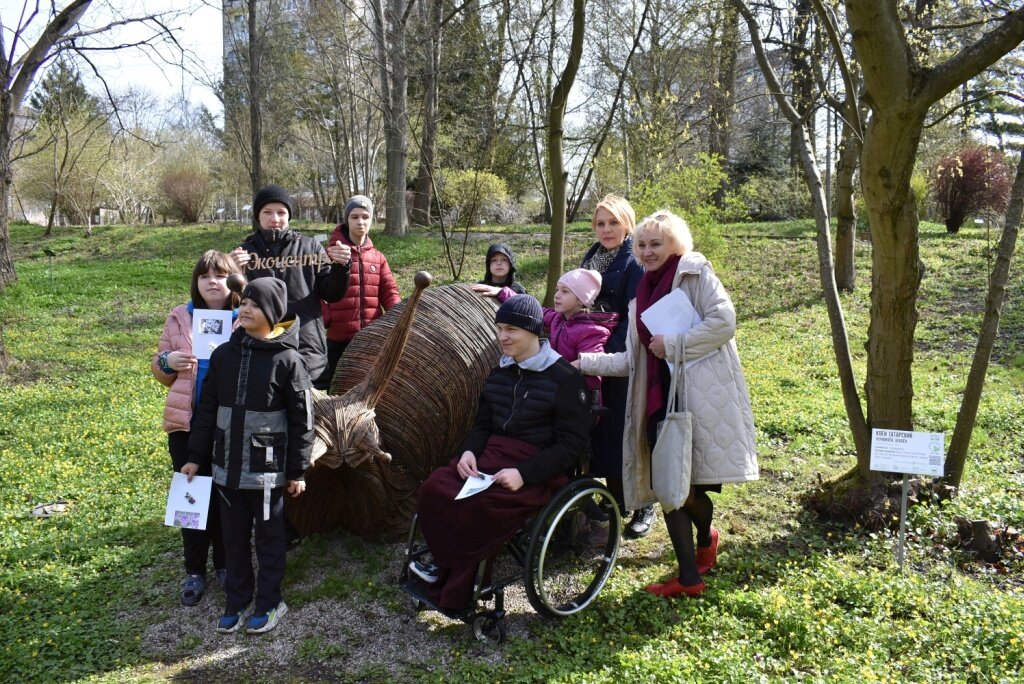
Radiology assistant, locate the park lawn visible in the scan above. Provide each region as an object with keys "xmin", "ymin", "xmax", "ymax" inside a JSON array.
[{"xmin": 0, "ymin": 219, "xmax": 1022, "ymax": 682}]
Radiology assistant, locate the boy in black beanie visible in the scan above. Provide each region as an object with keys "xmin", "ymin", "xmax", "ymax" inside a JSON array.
[
  {"xmin": 231, "ymin": 184, "xmax": 352, "ymax": 389},
  {"xmin": 183, "ymin": 277, "xmax": 313, "ymax": 635}
]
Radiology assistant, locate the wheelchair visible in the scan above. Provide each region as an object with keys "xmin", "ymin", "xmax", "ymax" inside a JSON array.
[{"xmin": 398, "ymin": 472, "xmax": 622, "ymax": 643}]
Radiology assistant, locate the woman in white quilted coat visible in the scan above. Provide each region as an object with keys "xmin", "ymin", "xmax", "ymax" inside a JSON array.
[{"xmin": 576, "ymin": 210, "xmax": 757, "ymax": 598}]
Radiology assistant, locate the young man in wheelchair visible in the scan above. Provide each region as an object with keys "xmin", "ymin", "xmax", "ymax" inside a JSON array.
[{"xmin": 410, "ymin": 295, "xmax": 591, "ymax": 613}]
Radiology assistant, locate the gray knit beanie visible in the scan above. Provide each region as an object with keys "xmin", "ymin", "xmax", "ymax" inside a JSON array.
[{"xmin": 344, "ymin": 195, "xmax": 374, "ymax": 223}]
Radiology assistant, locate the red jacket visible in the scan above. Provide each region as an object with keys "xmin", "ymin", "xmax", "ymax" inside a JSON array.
[{"xmin": 322, "ymin": 226, "xmax": 401, "ymax": 342}]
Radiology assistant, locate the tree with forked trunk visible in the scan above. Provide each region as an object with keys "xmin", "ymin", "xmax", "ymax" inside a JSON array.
[{"xmin": 735, "ymin": 0, "xmax": 1024, "ymax": 512}]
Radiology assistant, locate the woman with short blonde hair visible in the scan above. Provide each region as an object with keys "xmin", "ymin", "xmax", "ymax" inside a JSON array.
[
  {"xmin": 632, "ymin": 210, "xmax": 694, "ymax": 257},
  {"xmin": 578, "ymin": 209, "xmax": 758, "ymax": 598}
]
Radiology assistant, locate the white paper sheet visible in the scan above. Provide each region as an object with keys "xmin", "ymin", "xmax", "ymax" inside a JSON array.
[
  {"xmin": 455, "ymin": 473, "xmax": 496, "ymax": 500},
  {"xmin": 164, "ymin": 473, "xmax": 214, "ymax": 530},
  {"xmin": 639, "ymin": 288, "xmax": 702, "ymax": 336},
  {"xmin": 191, "ymin": 309, "xmax": 233, "ymax": 360},
  {"xmin": 639, "ymin": 289, "xmax": 713, "ymax": 369}
]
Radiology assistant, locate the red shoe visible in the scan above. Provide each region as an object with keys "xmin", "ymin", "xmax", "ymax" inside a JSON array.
[
  {"xmin": 643, "ymin": 577, "xmax": 706, "ymax": 598},
  {"xmin": 696, "ymin": 527, "xmax": 719, "ymax": 575}
]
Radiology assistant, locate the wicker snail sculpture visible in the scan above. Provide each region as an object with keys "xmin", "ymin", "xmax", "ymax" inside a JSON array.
[{"xmin": 285, "ymin": 271, "xmax": 502, "ymax": 539}]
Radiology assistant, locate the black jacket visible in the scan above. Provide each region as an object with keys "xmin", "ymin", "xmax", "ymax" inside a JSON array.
[
  {"xmin": 238, "ymin": 228, "xmax": 351, "ymax": 387},
  {"xmin": 581, "ymin": 235, "xmax": 642, "ymax": 354},
  {"xmin": 462, "ymin": 350, "xmax": 589, "ymax": 486},
  {"xmin": 188, "ymin": 321, "xmax": 313, "ymax": 488}
]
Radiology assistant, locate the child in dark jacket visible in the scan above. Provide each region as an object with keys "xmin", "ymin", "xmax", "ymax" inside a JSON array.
[
  {"xmin": 183, "ymin": 278, "xmax": 313, "ymax": 635},
  {"xmin": 479, "ymin": 243, "xmax": 526, "ymax": 294},
  {"xmin": 322, "ymin": 194, "xmax": 401, "ymax": 385},
  {"xmin": 473, "ymin": 268, "xmax": 618, "ymax": 400}
]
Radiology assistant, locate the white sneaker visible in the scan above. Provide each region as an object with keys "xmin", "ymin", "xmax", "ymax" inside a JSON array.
[
  {"xmin": 245, "ymin": 601, "xmax": 288, "ymax": 634},
  {"xmin": 409, "ymin": 560, "xmax": 440, "ymax": 584}
]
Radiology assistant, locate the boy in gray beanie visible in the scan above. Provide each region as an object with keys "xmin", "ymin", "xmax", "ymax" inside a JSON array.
[{"xmin": 322, "ymin": 193, "xmax": 401, "ymax": 385}]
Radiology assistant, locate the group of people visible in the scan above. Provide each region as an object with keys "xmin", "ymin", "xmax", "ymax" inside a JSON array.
[
  {"xmin": 154, "ymin": 185, "xmax": 758, "ymax": 634},
  {"xmin": 153, "ymin": 185, "xmax": 401, "ymax": 634}
]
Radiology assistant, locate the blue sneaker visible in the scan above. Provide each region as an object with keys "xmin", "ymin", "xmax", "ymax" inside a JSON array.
[
  {"xmin": 246, "ymin": 602, "xmax": 288, "ymax": 634},
  {"xmin": 217, "ymin": 608, "xmax": 247, "ymax": 634}
]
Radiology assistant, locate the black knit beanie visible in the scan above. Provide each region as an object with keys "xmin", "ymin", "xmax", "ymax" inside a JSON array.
[
  {"xmin": 242, "ymin": 278, "xmax": 288, "ymax": 327},
  {"xmin": 253, "ymin": 184, "xmax": 293, "ymax": 219},
  {"xmin": 495, "ymin": 294, "xmax": 544, "ymax": 337}
]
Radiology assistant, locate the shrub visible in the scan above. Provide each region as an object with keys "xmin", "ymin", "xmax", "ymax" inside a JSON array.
[
  {"xmin": 686, "ymin": 205, "xmax": 727, "ymax": 264},
  {"xmin": 930, "ymin": 144, "xmax": 1011, "ymax": 233},
  {"xmin": 910, "ymin": 172, "xmax": 929, "ymax": 219},
  {"xmin": 159, "ymin": 163, "xmax": 213, "ymax": 224},
  {"xmin": 436, "ymin": 169, "xmax": 510, "ymax": 225},
  {"xmin": 631, "ymin": 153, "xmax": 729, "ymax": 219},
  {"xmin": 737, "ymin": 174, "xmax": 813, "ymax": 221}
]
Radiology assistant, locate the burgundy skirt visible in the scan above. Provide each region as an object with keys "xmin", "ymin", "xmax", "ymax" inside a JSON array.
[{"xmin": 416, "ymin": 434, "xmax": 568, "ymax": 611}]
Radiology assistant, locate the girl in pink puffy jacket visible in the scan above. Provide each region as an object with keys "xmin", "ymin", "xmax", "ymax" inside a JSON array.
[
  {"xmin": 152, "ymin": 250, "xmax": 241, "ymax": 608},
  {"xmin": 473, "ymin": 268, "xmax": 619, "ymax": 402}
]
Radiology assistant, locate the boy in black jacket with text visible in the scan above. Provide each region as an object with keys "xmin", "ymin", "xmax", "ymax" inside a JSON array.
[{"xmin": 183, "ymin": 278, "xmax": 312, "ymax": 635}]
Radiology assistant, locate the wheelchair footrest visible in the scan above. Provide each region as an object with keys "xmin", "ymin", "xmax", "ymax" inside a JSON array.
[{"xmin": 399, "ymin": 576, "xmax": 476, "ymax": 622}]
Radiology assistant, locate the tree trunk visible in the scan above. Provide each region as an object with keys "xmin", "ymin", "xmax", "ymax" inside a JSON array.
[
  {"xmin": 708, "ymin": 3, "xmax": 739, "ymax": 207},
  {"xmin": 833, "ymin": 117, "xmax": 861, "ymax": 291},
  {"xmin": 376, "ymin": 0, "xmax": 408, "ymax": 236},
  {"xmin": 567, "ymin": 0, "xmax": 651, "ymax": 221},
  {"xmin": 788, "ymin": 0, "xmax": 815, "ymax": 174},
  {"xmin": 45, "ymin": 194, "xmax": 58, "ymax": 237},
  {"xmin": 480, "ymin": 0, "xmax": 508, "ymax": 169},
  {"xmin": 861, "ymin": 111, "xmax": 926, "ymax": 441},
  {"xmin": 543, "ymin": 0, "xmax": 586, "ymax": 307},
  {"xmin": 247, "ymin": 0, "xmax": 263, "ymax": 196},
  {"xmin": 734, "ymin": 0, "xmax": 870, "ymax": 464},
  {"xmin": 412, "ymin": 0, "xmax": 442, "ymax": 226},
  {"xmin": 0, "ymin": 321, "xmax": 8, "ymax": 373},
  {"xmin": 944, "ymin": 152, "xmax": 1024, "ymax": 488},
  {"xmin": 0, "ymin": 103, "xmax": 16, "ymax": 285}
]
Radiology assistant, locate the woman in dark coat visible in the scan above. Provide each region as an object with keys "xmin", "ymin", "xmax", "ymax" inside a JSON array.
[{"xmin": 580, "ymin": 194, "xmax": 654, "ymax": 538}]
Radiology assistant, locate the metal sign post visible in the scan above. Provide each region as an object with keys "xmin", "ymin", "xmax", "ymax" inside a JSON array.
[
  {"xmin": 870, "ymin": 429, "xmax": 945, "ymax": 572},
  {"xmin": 896, "ymin": 473, "xmax": 910, "ymax": 570}
]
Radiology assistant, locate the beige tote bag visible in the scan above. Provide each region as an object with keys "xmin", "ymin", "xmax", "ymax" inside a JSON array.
[{"xmin": 652, "ymin": 335, "xmax": 693, "ymax": 512}]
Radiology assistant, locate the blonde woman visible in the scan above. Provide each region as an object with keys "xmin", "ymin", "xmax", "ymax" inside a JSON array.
[
  {"xmin": 577, "ymin": 210, "xmax": 758, "ymax": 597},
  {"xmin": 580, "ymin": 195, "xmax": 654, "ymax": 538}
]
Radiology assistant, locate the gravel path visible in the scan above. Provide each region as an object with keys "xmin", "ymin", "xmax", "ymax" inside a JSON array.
[{"xmin": 137, "ymin": 529, "xmax": 654, "ymax": 682}]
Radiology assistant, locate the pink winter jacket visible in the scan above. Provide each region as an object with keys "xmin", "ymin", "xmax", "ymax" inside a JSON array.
[
  {"xmin": 152, "ymin": 305, "xmax": 196, "ymax": 433},
  {"xmin": 152, "ymin": 305, "xmax": 239, "ymax": 433}
]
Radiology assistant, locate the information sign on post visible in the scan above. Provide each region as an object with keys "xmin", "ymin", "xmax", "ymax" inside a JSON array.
[{"xmin": 870, "ymin": 429, "xmax": 945, "ymax": 570}]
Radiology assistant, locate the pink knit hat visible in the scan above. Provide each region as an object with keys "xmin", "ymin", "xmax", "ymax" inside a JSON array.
[{"xmin": 558, "ymin": 268, "xmax": 602, "ymax": 307}]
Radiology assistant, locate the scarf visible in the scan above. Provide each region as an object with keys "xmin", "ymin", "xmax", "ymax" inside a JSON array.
[
  {"xmin": 635, "ymin": 254, "xmax": 681, "ymax": 418},
  {"xmin": 582, "ymin": 244, "xmax": 619, "ymax": 274}
]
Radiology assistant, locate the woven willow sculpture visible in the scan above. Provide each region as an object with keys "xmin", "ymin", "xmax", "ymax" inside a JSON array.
[{"xmin": 285, "ymin": 272, "xmax": 501, "ymax": 539}]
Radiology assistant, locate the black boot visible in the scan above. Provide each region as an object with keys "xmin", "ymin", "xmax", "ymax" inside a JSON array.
[{"xmin": 623, "ymin": 505, "xmax": 655, "ymax": 539}]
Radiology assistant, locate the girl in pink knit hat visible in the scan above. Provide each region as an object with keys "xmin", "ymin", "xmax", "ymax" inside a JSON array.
[{"xmin": 473, "ymin": 268, "xmax": 619, "ymax": 401}]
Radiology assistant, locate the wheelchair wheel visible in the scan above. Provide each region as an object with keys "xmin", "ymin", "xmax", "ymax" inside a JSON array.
[
  {"xmin": 524, "ymin": 478, "xmax": 621, "ymax": 618},
  {"xmin": 471, "ymin": 611, "xmax": 507, "ymax": 644}
]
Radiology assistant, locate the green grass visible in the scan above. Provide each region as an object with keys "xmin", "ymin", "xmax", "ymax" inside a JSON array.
[{"xmin": 1, "ymin": 218, "xmax": 1022, "ymax": 682}]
